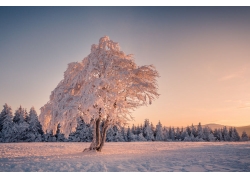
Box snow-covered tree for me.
[169,127,175,141]
[202,126,211,141]
[127,126,136,142]
[0,104,14,142]
[155,121,164,141]
[241,131,249,141]
[39,36,159,151]
[55,123,66,142]
[175,127,182,141]
[120,126,127,142]
[143,119,154,141]
[197,122,203,139]
[68,117,92,142]
[26,107,43,142]
[222,126,230,141]
[191,124,197,138]
[13,106,26,124]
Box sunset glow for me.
[0,7,250,127]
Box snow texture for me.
[0,142,250,172]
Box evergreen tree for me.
[202,126,210,141]
[27,107,44,142]
[241,131,249,141]
[233,127,240,141]
[131,124,136,135]
[155,121,164,141]
[169,127,175,141]
[120,126,127,142]
[13,106,25,124]
[197,122,203,139]
[68,117,92,142]
[0,104,14,142]
[55,123,65,142]
[175,127,181,141]
[0,104,12,132]
[222,126,230,141]
[191,124,197,138]
[127,126,136,142]
[143,119,154,141]
[137,133,147,141]
[163,126,169,141]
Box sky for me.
[0,7,250,127]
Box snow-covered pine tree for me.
[136,124,143,135]
[208,133,216,141]
[68,117,92,142]
[55,123,65,142]
[155,121,164,141]
[191,124,197,138]
[12,106,29,142]
[131,124,136,135]
[175,127,181,141]
[163,126,169,141]
[143,119,154,141]
[197,122,203,139]
[44,130,56,142]
[241,131,249,141]
[120,126,127,142]
[222,126,230,141]
[108,125,124,142]
[137,133,147,141]
[13,106,25,124]
[202,126,211,141]
[169,127,175,141]
[106,125,115,142]
[233,127,240,141]
[151,122,156,139]
[26,107,44,142]
[0,104,14,142]
[39,36,159,152]
[186,126,191,136]
[127,126,136,142]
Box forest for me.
[0,103,249,143]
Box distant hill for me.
[203,123,250,137]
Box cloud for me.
[238,102,250,109]
[218,74,242,81]
[218,67,248,82]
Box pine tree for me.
[127,126,136,142]
[162,126,169,141]
[241,131,249,141]
[120,126,127,142]
[175,127,181,141]
[197,122,203,139]
[27,107,44,142]
[222,126,230,141]
[68,117,92,142]
[191,124,197,138]
[155,121,164,141]
[143,119,154,141]
[13,106,25,124]
[55,123,65,142]
[202,126,210,141]
[0,104,14,142]
[169,127,175,141]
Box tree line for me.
[0,104,249,143]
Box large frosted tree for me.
[39,36,159,151]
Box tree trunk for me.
[96,118,101,147]
[96,123,109,152]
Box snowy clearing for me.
[0,142,250,172]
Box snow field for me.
[0,141,250,172]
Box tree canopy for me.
[39,36,160,151]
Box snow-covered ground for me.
[0,142,250,172]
